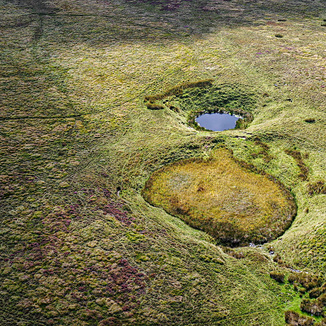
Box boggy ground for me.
[1,0,326,325]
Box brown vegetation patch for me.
[146,103,165,110]
[288,273,324,293]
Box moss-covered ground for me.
[1,0,326,325]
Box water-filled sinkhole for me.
[195,112,241,131]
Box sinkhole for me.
[143,148,296,247]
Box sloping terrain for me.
[1,0,326,325]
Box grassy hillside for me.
[1,0,326,325]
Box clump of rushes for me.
[169,105,180,113]
[224,248,245,259]
[288,272,324,292]
[143,148,296,246]
[309,284,326,299]
[300,297,325,316]
[273,253,288,267]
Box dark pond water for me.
[195,112,241,131]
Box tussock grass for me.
[285,310,315,325]
[270,271,285,283]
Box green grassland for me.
[1,0,326,325]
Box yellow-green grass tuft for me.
[143,148,296,246]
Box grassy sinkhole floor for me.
[143,148,297,246]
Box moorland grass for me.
[1,0,326,325]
